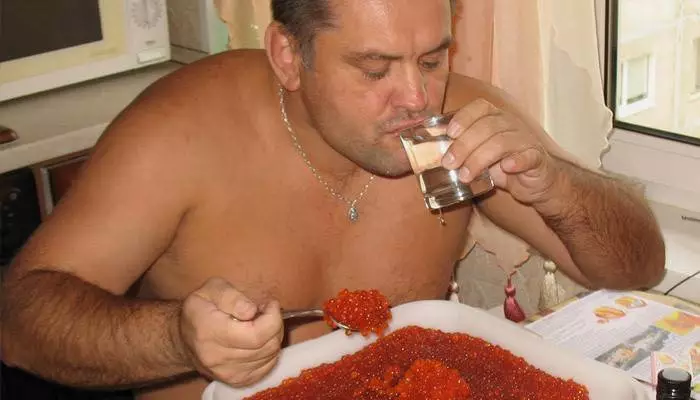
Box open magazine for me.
[525,290,700,398]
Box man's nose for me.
[393,68,428,113]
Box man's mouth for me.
[383,117,429,135]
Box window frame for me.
[604,0,700,147]
[602,0,700,214]
[618,53,656,117]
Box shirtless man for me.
[1,0,665,399]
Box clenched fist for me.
[178,277,284,387]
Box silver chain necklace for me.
[278,87,375,222]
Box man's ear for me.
[265,22,302,91]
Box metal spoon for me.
[282,309,354,331]
[231,308,355,331]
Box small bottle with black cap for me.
[656,368,692,400]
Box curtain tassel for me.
[503,273,526,323]
[539,260,566,311]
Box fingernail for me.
[234,299,257,318]
[446,123,461,138]
[442,152,456,168]
[459,166,471,182]
[502,157,516,171]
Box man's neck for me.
[280,90,371,188]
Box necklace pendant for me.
[348,205,359,222]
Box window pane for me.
[613,0,700,140]
[625,56,649,104]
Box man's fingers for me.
[199,277,258,321]
[500,146,547,176]
[446,98,500,139]
[223,300,283,350]
[233,331,284,362]
[451,130,534,183]
[222,351,281,388]
[442,114,513,170]
[182,279,285,388]
[214,326,283,366]
[258,300,285,345]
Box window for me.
[619,54,654,115]
[607,0,699,142]
[602,0,700,214]
[622,55,650,104]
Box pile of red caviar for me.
[393,359,471,399]
[245,326,589,400]
[323,289,392,336]
[365,359,472,399]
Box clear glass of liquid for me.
[400,112,495,210]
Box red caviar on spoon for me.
[323,289,392,336]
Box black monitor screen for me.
[0,0,103,62]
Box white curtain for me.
[538,0,612,168]
[453,0,612,169]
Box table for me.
[522,290,699,399]
[524,290,700,324]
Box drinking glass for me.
[400,112,495,210]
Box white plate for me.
[203,300,651,400]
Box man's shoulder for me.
[141,49,270,108]
[96,50,273,160]
[172,49,270,86]
[111,49,272,134]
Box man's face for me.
[298,0,452,176]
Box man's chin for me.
[378,170,413,179]
[364,162,414,179]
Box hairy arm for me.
[532,157,664,288]
[3,271,190,388]
[477,157,664,289]
[445,73,665,289]
[1,72,206,387]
